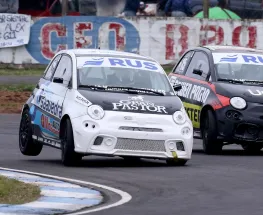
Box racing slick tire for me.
[166,159,187,166]
[241,143,263,154]
[19,109,43,156]
[202,109,223,155]
[61,118,83,166]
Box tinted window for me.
[44,55,61,80]
[53,55,72,86]
[185,51,209,81]
[78,67,174,95]
[173,51,193,74]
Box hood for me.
[215,82,263,103]
[78,90,182,115]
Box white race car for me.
[19,49,193,166]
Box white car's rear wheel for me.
[61,118,83,166]
[19,109,43,156]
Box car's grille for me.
[119,126,163,132]
[115,138,166,152]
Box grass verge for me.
[0,175,41,204]
[0,85,32,113]
[0,69,43,76]
[164,66,173,74]
[0,84,35,92]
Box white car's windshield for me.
[76,56,174,95]
[213,52,263,83]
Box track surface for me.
[0,76,41,84]
[1,114,263,215]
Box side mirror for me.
[193,69,203,76]
[53,77,63,84]
[173,84,182,91]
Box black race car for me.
[168,45,263,154]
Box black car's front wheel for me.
[241,143,263,154]
[19,109,43,156]
[61,118,83,166]
[202,110,223,155]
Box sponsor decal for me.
[183,102,201,128]
[37,95,63,118]
[213,53,263,65]
[169,76,210,103]
[75,94,92,106]
[219,54,238,63]
[38,136,61,148]
[26,16,140,64]
[83,57,104,66]
[81,57,159,72]
[41,114,60,135]
[112,95,168,114]
[247,89,263,96]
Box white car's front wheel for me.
[61,118,83,166]
[166,159,188,166]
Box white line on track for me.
[0,167,132,215]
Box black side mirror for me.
[173,84,182,91]
[53,77,63,84]
[193,69,203,76]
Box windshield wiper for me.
[106,86,165,96]
[78,85,165,96]
[78,85,107,90]
[217,78,244,84]
[243,80,263,85]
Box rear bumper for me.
[215,103,263,143]
[71,111,193,160]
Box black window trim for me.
[172,50,194,75]
[51,53,73,88]
[43,54,62,81]
[185,50,211,82]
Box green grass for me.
[0,176,41,204]
[164,66,173,74]
[0,84,35,92]
[0,69,43,76]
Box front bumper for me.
[216,102,263,142]
[71,111,193,160]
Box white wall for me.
[0,16,260,65]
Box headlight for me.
[230,97,246,110]
[87,105,105,120]
[173,110,186,125]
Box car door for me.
[31,54,62,145]
[32,54,72,148]
[169,51,212,131]
[42,54,73,139]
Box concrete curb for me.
[0,169,103,215]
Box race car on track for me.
[168,45,263,154]
[19,49,193,166]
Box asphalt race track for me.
[1,114,263,215]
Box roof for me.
[58,49,155,61]
[202,45,263,54]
